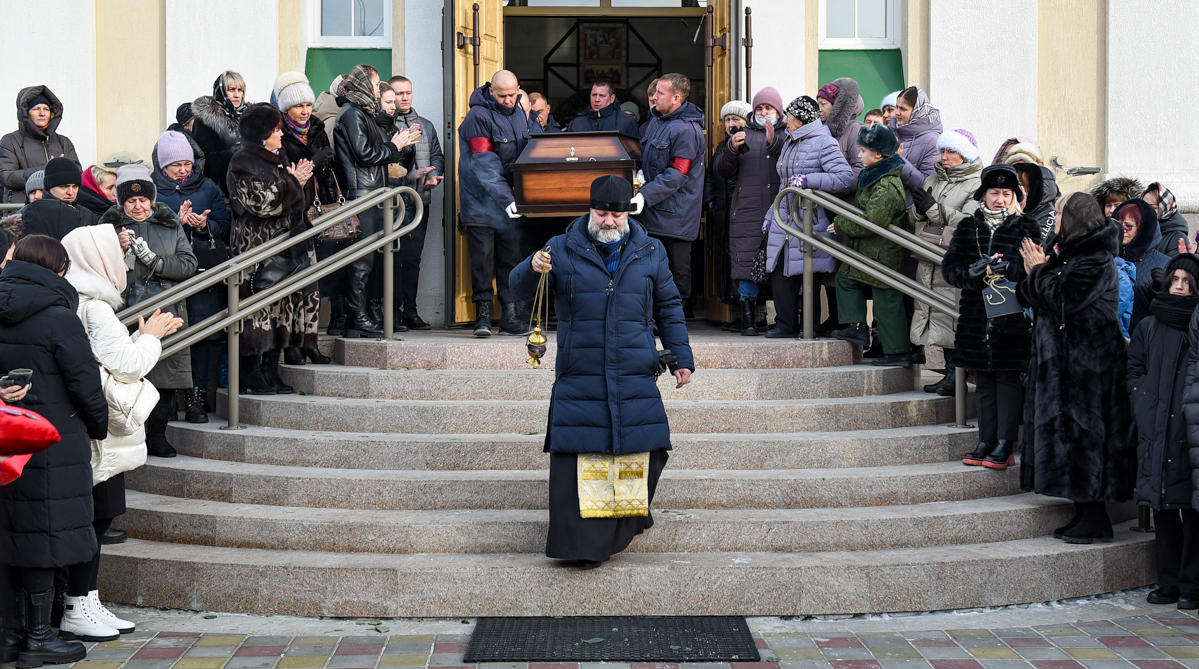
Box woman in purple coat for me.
[890,86,943,198]
[761,96,854,337]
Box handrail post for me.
[801,197,815,340]
[382,195,395,340]
[220,274,244,430]
[951,367,972,429]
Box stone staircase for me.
[98,328,1155,618]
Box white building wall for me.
[405,0,449,325]
[928,0,1037,164]
[746,0,804,101]
[165,2,280,120]
[1107,0,1199,209]
[0,0,97,168]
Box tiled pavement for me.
[37,612,1199,669]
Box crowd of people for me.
[0,59,1197,663]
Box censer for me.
[526,247,552,368]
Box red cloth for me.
[468,137,494,154]
[0,400,61,456]
[669,157,692,175]
[79,165,113,203]
[0,454,31,485]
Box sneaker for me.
[871,353,912,367]
[58,596,119,642]
[829,323,870,347]
[87,592,134,634]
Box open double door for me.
[442,0,732,325]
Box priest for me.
[510,175,694,569]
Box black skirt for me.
[545,450,668,562]
[92,473,126,520]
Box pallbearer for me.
[510,175,694,569]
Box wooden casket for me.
[512,131,642,217]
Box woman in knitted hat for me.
[879,91,900,125]
[908,128,983,395]
[760,95,853,338]
[1128,252,1199,608]
[191,71,249,196]
[226,103,320,396]
[274,72,337,362]
[1019,193,1135,544]
[712,87,786,335]
[817,78,865,181]
[99,163,197,458]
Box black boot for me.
[983,440,1015,470]
[390,312,410,333]
[962,442,997,466]
[284,348,305,365]
[260,350,293,394]
[402,310,431,331]
[368,298,384,325]
[1,586,25,665]
[184,387,208,424]
[239,354,274,396]
[830,323,870,347]
[499,302,529,336]
[1061,502,1114,544]
[145,394,177,458]
[473,301,493,338]
[863,323,883,358]
[925,371,956,395]
[326,295,345,337]
[910,345,926,365]
[740,301,758,336]
[345,312,384,338]
[871,352,912,367]
[303,348,331,364]
[19,589,86,668]
[1054,502,1085,539]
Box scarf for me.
[80,166,113,202]
[212,75,245,121]
[60,225,127,293]
[283,114,311,145]
[981,206,1007,232]
[595,239,624,275]
[1147,182,1180,221]
[1150,291,1199,331]
[338,66,379,115]
[903,88,939,126]
[857,154,905,191]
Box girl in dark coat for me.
[0,236,108,666]
[942,165,1040,469]
[1018,192,1136,543]
[1115,198,1171,333]
[711,89,785,335]
[226,104,319,396]
[1128,253,1199,608]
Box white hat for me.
[720,100,752,120]
[274,71,315,111]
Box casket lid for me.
[514,131,641,166]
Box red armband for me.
[670,157,693,175]
[468,137,494,154]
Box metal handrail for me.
[117,185,423,429]
[771,186,972,430]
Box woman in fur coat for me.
[942,165,1040,470]
[226,103,319,396]
[192,71,248,197]
[1017,192,1136,544]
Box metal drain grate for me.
[463,616,761,663]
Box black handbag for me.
[749,234,770,284]
[982,274,1022,319]
[250,230,308,295]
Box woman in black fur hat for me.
[1018,192,1136,544]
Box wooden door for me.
[449,0,506,325]
[704,0,733,322]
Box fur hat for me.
[974,164,1024,203]
[817,82,840,104]
[274,71,315,112]
[880,91,900,109]
[238,103,283,145]
[936,128,979,163]
[751,87,784,115]
[24,170,44,195]
[42,157,81,190]
[115,164,157,206]
[1091,176,1144,205]
[786,96,820,125]
[590,175,633,212]
[720,100,752,120]
[856,123,899,158]
[156,131,194,168]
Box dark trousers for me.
[318,238,352,325]
[346,206,383,316]
[467,225,522,304]
[1154,508,1199,598]
[659,237,693,304]
[770,266,803,334]
[65,517,112,597]
[836,273,909,354]
[394,199,427,314]
[974,370,1022,443]
[190,342,227,388]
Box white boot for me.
[58,595,119,642]
[87,591,134,634]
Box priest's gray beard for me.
[587,214,630,243]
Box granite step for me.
[119,490,1129,554]
[279,364,918,401]
[166,421,981,470]
[98,525,1155,617]
[334,335,855,370]
[216,391,967,434]
[125,455,1021,510]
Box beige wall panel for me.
[392,0,407,76]
[279,0,306,74]
[903,0,929,92]
[1037,0,1104,194]
[805,0,818,95]
[96,0,166,163]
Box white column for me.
[0,0,97,166]
[928,0,1038,163]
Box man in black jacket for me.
[20,158,98,240]
[567,80,639,136]
[386,76,445,330]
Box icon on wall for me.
[580,23,626,87]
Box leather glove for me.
[505,201,522,219]
[1151,265,1167,293]
[788,174,808,189]
[310,147,333,169]
[130,235,160,270]
[913,186,936,214]
[630,192,645,215]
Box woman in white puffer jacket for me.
[59,225,181,641]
